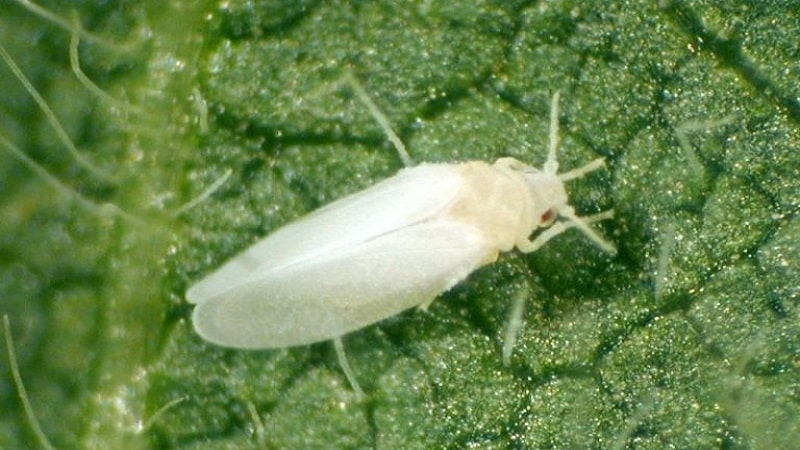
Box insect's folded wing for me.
[186,164,464,304]
[191,220,491,348]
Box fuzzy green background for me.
[1,1,798,449]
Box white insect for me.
[187,89,615,355]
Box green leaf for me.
[1,0,798,449]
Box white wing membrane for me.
[191,219,492,348]
[186,164,465,304]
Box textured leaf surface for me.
[1,1,798,449]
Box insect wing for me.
[186,164,465,304]
[191,219,492,348]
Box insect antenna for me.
[543,91,561,175]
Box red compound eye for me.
[540,210,555,224]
